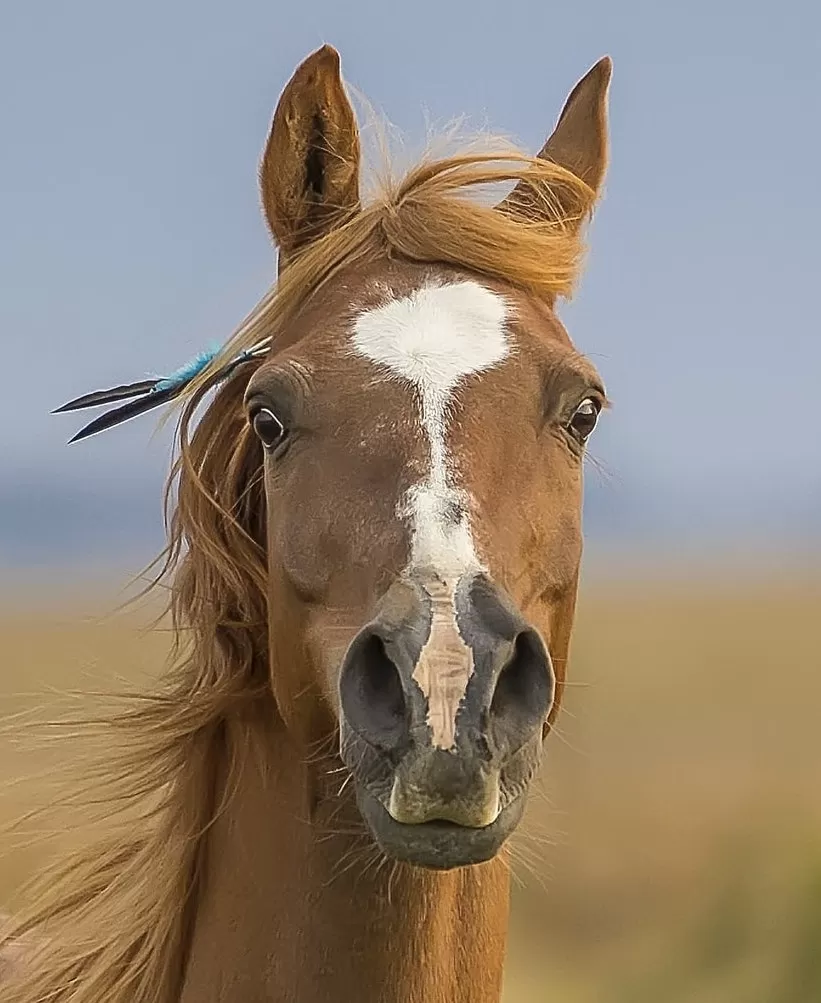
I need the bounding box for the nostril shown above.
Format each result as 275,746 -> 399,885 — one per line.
340,631 -> 408,751
490,629 -> 554,751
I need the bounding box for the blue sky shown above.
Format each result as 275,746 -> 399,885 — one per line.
1,0 -> 818,565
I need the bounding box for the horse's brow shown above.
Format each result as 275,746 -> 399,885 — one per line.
546,353 -> 607,399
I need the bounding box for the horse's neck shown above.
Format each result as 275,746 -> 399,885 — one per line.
179,710 -> 510,1003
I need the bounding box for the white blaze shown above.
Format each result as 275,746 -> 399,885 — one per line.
352,280 -> 510,748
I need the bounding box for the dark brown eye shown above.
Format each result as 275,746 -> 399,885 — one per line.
251,407 -> 287,451
567,398 -> 600,443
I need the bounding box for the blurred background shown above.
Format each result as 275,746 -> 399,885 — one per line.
1,1 -> 819,1000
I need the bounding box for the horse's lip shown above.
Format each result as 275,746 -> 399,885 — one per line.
355,784 -> 526,870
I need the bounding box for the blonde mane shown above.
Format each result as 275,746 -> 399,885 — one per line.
0,146 -> 594,1003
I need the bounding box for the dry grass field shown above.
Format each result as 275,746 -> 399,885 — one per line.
1,566 -> 819,1001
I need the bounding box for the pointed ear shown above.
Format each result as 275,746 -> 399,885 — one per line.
260,45 -> 361,265
499,56 -> 611,227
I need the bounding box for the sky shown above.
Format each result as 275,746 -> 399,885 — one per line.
1,0 -> 819,568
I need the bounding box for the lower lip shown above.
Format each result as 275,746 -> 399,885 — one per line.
356,785 -> 527,870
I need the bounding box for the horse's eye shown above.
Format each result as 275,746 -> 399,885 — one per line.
567,397 -> 600,443
251,407 -> 287,451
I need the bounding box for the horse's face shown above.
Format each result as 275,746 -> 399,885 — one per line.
246,46 -> 610,869
247,261 -> 603,867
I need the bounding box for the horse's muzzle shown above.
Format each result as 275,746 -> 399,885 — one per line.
338,571 -> 554,868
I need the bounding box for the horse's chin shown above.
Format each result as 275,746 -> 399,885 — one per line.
354,784 -> 527,870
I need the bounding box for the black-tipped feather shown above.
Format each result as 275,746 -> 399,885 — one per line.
68,385 -> 183,442
52,380 -> 159,413
58,348 -> 265,443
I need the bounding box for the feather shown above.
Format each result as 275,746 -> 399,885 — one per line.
52,380 -> 159,413
57,341 -> 271,443
68,385 -> 183,443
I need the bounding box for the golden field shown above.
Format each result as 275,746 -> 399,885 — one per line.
1,567 -> 819,1001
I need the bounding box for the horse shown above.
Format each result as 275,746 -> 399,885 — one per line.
1,44 -> 611,1003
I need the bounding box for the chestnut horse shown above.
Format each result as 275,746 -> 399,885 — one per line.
1,45 -> 611,1003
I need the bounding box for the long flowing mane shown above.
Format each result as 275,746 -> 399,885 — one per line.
0,145 -> 594,1003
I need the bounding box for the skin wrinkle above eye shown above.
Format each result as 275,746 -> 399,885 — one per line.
245,360 -> 318,437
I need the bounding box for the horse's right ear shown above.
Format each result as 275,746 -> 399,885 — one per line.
260,45 -> 361,267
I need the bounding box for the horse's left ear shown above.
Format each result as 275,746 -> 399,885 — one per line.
260,45 -> 361,266
499,56 -> 612,227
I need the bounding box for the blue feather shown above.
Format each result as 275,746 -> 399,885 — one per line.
154,345 -> 222,392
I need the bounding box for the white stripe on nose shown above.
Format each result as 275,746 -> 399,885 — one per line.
352,280 -> 510,748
